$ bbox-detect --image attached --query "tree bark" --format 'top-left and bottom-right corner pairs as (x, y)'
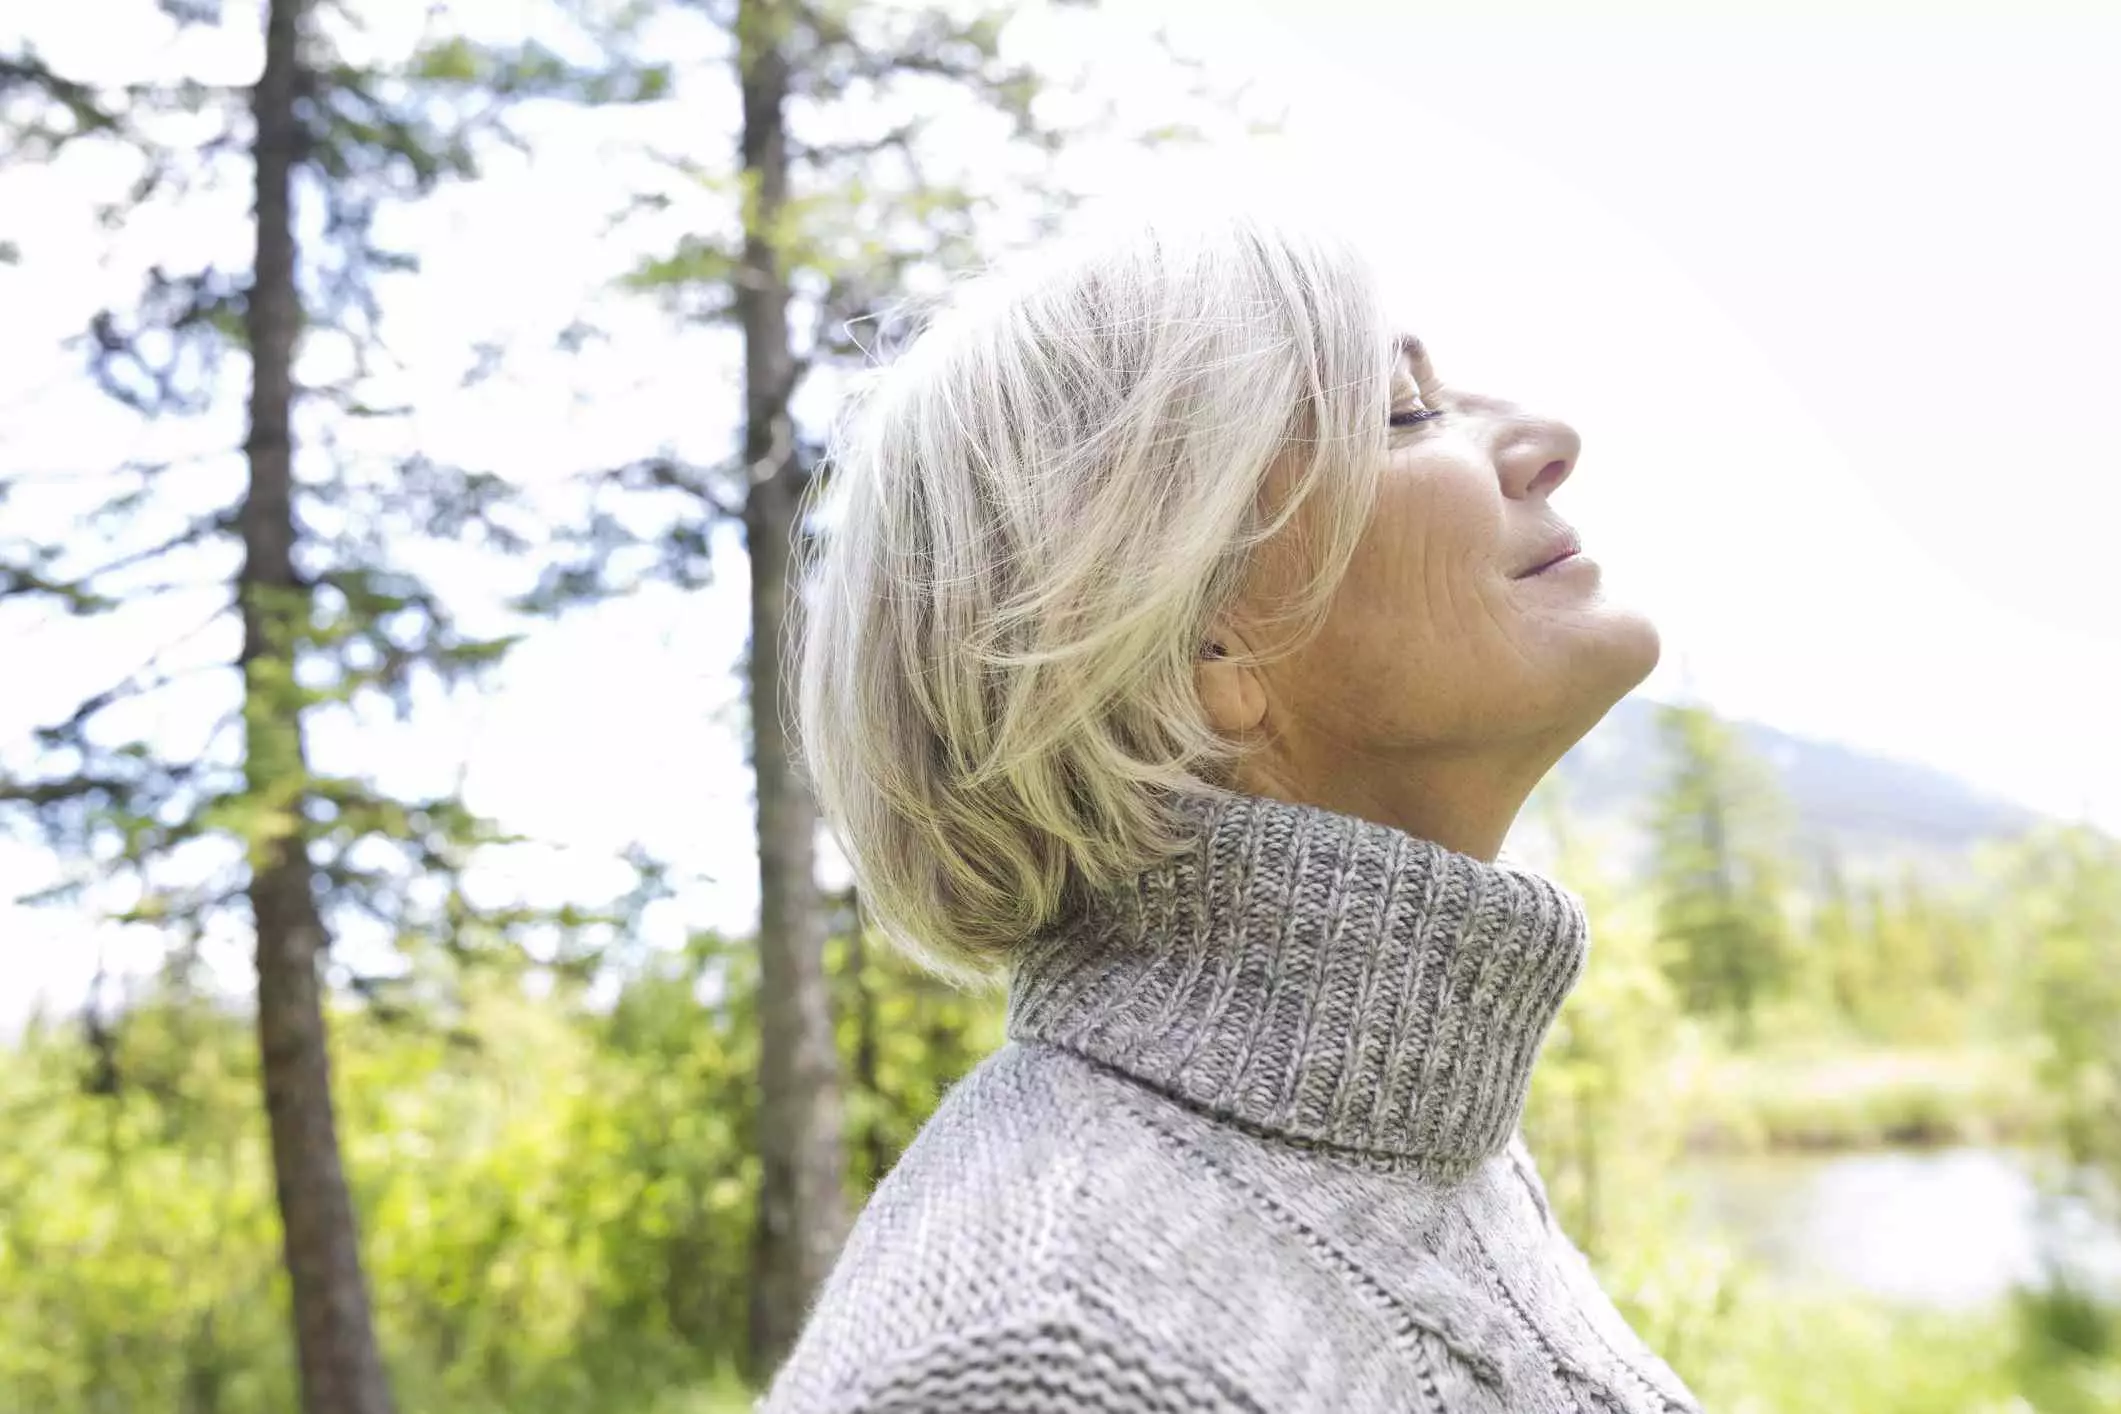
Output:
(242, 3), (396, 1411)
(736, 0), (849, 1383)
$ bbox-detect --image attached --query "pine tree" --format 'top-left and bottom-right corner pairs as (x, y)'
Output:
(0, 6), (665, 1411)
(510, 0), (1230, 1375)
(1642, 703), (1797, 1044)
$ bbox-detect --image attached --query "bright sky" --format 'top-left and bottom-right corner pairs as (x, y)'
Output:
(5, 1), (2118, 1025)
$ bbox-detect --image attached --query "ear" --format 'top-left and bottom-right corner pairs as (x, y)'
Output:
(1195, 624), (1267, 737)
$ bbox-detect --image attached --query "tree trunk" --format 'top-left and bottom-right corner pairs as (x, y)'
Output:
(242, 3), (396, 1411)
(737, 0), (849, 1383)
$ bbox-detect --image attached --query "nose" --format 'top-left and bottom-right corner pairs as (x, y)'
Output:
(1497, 414), (1580, 501)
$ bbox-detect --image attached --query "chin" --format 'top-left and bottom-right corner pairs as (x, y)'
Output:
(1609, 609), (1663, 687)
(1563, 610), (1661, 719)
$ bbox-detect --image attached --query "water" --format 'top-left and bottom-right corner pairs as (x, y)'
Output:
(1674, 1146), (2121, 1310)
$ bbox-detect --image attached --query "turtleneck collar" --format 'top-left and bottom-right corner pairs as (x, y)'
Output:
(1004, 790), (1589, 1175)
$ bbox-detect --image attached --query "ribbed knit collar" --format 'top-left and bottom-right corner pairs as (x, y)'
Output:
(1004, 791), (1589, 1173)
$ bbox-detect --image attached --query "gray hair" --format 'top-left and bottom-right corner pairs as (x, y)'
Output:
(793, 208), (1400, 985)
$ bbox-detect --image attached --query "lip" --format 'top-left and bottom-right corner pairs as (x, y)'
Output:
(1515, 531), (1584, 579)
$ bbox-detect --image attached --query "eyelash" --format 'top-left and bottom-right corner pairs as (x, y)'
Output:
(1389, 408), (1444, 428)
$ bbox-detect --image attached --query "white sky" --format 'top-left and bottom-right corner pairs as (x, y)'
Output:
(4, 1), (2118, 1023)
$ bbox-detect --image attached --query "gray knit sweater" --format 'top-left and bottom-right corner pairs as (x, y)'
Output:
(760, 792), (1704, 1413)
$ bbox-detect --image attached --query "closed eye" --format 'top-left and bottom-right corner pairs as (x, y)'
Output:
(1389, 408), (1444, 428)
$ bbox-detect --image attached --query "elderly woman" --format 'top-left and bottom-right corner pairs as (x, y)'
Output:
(767, 209), (1702, 1414)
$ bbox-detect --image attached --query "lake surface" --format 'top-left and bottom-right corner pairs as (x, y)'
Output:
(1674, 1146), (2121, 1310)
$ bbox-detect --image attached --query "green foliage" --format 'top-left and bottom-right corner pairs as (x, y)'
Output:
(1634, 700), (2046, 1064)
(1996, 824), (2121, 1212)
(1521, 757), (2121, 1412)
(1524, 776), (1688, 1261)
(2010, 1282), (2121, 1413)
(0, 909), (1003, 1413)
(1643, 703), (1798, 1042)
(407, 36), (670, 104)
(829, 906), (1005, 1189)
(1607, 1264), (2121, 1414)
(623, 235), (740, 303)
(1675, 1040), (2040, 1152)
(0, 988), (295, 1413)
(1674, 1281), (2020, 1413)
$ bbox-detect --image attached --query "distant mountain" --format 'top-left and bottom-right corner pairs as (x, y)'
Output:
(1505, 694), (2048, 893)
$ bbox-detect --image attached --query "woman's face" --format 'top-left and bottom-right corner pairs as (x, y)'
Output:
(1201, 336), (1661, 853)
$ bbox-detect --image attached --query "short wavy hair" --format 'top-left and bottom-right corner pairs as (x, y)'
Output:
(793, 208), (1400, 985)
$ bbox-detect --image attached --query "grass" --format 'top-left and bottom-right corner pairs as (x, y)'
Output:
(1595, 1211), (2121, 1414)
(616, 1378), (755, 1414)
(1671, 1284), (2120, 1414)
(1675, 1039), (2043, 1153)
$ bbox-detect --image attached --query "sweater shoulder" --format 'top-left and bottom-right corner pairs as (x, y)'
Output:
(759, 1040), (1182, 1411)
(758, 1044), (1696, 1413)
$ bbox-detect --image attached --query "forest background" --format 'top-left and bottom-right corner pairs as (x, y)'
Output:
(4, 2), (2119, 1412)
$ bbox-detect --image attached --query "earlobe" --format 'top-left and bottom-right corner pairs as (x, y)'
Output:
(1196, 636), (1266, 736)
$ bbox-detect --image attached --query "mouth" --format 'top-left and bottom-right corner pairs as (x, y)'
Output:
(1514, 531), (1584, 579)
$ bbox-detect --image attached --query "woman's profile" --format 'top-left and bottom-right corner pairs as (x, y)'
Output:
(766, 204), (1702, 1413)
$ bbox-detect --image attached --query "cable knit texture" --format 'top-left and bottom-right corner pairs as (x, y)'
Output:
(760, 791), (1705, 1413)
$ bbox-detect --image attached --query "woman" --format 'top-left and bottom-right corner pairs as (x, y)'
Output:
(768, 207), (1703, 1413)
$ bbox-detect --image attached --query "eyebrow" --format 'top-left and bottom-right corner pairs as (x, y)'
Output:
(1395, 333), (1426, 364)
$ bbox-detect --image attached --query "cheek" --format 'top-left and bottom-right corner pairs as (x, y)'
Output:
(1286, 508), (1444, 699)
(1278, 457), (1503, 688)
(1350, 470), (1490, 638)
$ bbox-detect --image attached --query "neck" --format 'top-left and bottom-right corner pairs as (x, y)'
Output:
(1236, 735), (1573, 865)
(1005, 789), (1589, 1176)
